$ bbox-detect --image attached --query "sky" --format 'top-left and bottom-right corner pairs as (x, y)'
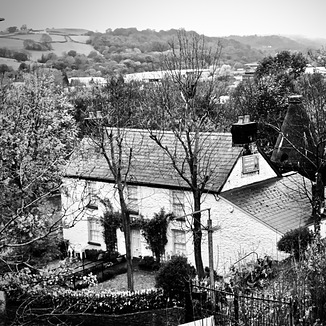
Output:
(1, 0), (326, 39)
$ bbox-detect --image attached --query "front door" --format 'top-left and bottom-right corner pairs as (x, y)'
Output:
(131, 229), (141, 258)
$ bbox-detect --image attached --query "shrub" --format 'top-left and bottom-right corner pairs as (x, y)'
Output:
(85, 249), (103, 261)
(138, 256), (160, 271)
(229, 255), (278, 293)
(155, 255), (196, 299)
(97, 269), (116, 282)
(277, 226), (314, 259)
(141, 208), (171, 263)
(101, 200), (121, 254)
(2, 270), (170, 315)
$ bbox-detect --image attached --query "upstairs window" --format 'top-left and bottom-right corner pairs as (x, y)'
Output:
(126, 185), (139, 214)
(242, 154), (259, 175)
(172, 190), (185, 218)
(86, 181), (98, 209)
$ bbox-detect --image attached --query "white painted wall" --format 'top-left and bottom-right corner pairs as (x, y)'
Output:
(62, 175), (285, 275)
(221, 152), (278, 192)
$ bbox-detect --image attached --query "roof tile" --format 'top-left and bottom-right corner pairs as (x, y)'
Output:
(220, 172), (312, 234)
(65, 128), (242, 192)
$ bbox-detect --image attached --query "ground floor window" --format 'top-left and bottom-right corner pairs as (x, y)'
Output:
(173, 229), (186, 255)
(88, 218), (101, 243)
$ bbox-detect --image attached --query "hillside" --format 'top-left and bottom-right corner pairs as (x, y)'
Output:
(0, 27), (324, 76)
(0, 28), (95, 61)
(225, 34), (326, 53)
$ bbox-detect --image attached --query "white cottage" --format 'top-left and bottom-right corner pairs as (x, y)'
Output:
(62, 128), (312, 274)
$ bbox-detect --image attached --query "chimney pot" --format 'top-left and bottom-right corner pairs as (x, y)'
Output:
(244, 115), (250, 123)
(238, 116), (244, 124)
(288, 95), (302, 104)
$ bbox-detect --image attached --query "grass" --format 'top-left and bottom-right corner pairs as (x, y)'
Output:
(0, 31), (94, 61)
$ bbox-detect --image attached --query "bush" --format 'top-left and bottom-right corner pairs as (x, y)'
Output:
(97, 269), (116, 282)
(229, 255), (278, 293)
(138, 256), (160, 271)
(155, 255), (196, 299)
(277, 226), (314, 259)
(85, 249), (103, 261)
(141, 208), (171, 263)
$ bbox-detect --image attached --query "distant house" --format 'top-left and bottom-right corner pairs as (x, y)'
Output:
(305, 65), (326, 76)
(68, 77), (107, 88)
(124, 68), (212, 83)
(62, 127), (312, 274)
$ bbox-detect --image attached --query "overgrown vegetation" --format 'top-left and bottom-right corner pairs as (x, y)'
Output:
(277, 226), (314, 259)
(141, 208), (171, 263)
(155, 255), (196, 300)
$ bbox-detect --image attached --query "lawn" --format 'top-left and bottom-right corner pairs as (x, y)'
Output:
(93, 259), (157, 292)
(95, 268), (157, 292)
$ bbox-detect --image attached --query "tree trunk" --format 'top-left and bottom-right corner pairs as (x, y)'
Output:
(118, 187), (134, 292)
(193, 192), (204, 278)
(0, 290), (6, 326)
(313, 171), (324, 236)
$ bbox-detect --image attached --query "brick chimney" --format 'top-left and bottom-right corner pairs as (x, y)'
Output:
(231, 115), (257, 146)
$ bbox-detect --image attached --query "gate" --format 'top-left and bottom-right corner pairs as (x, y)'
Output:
(190, 284), (293, 326)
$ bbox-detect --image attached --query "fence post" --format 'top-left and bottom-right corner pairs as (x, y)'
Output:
(0, 290), (6, 326)
(234, 289), (239, 326)
(184, 280), (194, 323)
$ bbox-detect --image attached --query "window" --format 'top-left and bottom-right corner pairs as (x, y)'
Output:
(173, 230), (186, 255)
(86, 181), (98, 209)
(126, 185), (138, 213)
(88, 218), (101, 244)
(242, 154), (259, 174)
(172, 190), (185, 218)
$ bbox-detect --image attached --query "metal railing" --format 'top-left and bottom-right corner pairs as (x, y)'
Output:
(190, 284), (293, 326)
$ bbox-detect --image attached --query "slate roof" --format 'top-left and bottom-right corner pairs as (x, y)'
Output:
(65, 128), (243, 192)
(220, 172), (312, 234)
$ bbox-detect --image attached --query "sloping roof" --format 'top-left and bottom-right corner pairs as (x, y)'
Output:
(220, 172), (312, 234)
(65, 128), (243, 192)
(271, 96), (318, 179)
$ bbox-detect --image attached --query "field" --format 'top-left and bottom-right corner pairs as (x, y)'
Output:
(11, 34), (43, 42)
(69, 35), (90, 43)
(0, 37), (24, 50)
(51, 40), (94, 56)
(0, 32), (95, 61)
(0, 57), (21, 69)
(46, 28), (91, 35)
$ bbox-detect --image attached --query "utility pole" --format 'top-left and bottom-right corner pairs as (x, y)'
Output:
(176, 208), (215, 303)
(207, 209), (215, 307)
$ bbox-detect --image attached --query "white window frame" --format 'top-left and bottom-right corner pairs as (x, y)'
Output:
(173, 229), (186, 255)
(126, 185), (139, 213)
(172, 190), (185, 218)
(88, 217), (101, 244)
(86, 181), (98, 209)
(242, 154), (259, 174)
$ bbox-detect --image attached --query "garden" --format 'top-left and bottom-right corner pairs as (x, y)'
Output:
(2, 219), (326, 325)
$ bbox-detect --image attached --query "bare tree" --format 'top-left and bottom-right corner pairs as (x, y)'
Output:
(72, 77), (144, 291)
(143, 30), (223, 278)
